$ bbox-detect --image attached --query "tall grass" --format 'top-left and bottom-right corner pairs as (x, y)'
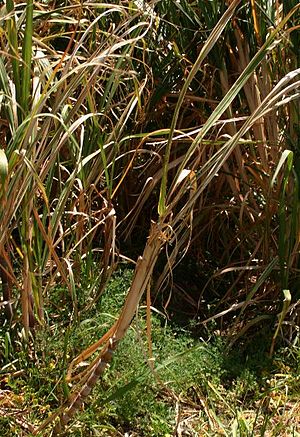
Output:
(0, 0), (300, 434)
(1, 0), (153, 331)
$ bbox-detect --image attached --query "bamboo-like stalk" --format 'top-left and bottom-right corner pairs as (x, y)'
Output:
(53, 340), (116, 436)
(39, 222), (166, 435)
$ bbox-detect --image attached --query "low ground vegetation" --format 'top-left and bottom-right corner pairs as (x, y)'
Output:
(1, 269), (300, 436)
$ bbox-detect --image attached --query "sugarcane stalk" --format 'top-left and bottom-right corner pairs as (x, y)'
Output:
(34, 222), (166, 435)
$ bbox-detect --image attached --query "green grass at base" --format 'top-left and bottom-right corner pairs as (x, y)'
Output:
(1, 268), (299, 436)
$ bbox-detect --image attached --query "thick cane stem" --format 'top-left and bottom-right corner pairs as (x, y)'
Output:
(46, 222), (165, 436)
(53, 339), (116, 435)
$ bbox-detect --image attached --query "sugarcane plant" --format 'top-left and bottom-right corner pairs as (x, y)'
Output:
(31, 1), (300, 434)
(1, 0), (300, 435)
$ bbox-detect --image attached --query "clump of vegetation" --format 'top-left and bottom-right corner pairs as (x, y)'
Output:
(0, 0), (300, 435)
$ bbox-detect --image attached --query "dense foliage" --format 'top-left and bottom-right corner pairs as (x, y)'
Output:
(0, 0), (300, 435)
